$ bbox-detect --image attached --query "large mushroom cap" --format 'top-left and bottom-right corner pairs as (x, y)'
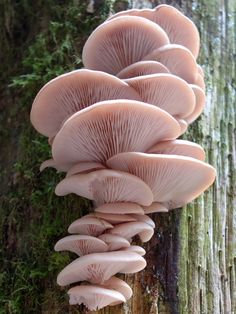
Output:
(148, 139), (206, 161)
(152, 5), (200, 58)
(107, 5), (200, 58)
(117, 60), (170, 79)
(143, 44), (198, 83)
(125, 73), (195, 119)
(52, 99), (180, 170)
(57, 250), (146, 286)
(67, 216), (113, 236)
(107, 152), (216, 209)
(30, 69), (140, 137)
(55, 169), (153, 206)
(82, 16), (169, 75)
(54, 235), (108, 256)
(68, 285), (126, 309)
(108, 221), (154, 242)
(95, 202), (145, 215)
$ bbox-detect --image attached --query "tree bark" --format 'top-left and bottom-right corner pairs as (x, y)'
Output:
(0, 1), (235, 314)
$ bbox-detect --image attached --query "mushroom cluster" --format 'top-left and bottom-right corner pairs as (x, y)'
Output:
(30, 4), (216, 311)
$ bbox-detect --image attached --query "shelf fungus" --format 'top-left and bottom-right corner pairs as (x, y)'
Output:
(30, 4), (216, 311)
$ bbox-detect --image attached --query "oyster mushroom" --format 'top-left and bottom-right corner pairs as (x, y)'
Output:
(30, 69), (140, 138)
(117, 60), (170, 79)
(95, 202), (145, 215)
(82, 16), (169, 75)
(51, 99), (180, 171)
(57, 250), (146, 286)
(54, 235), (108, 256)
(107, 4), (200, 58)
(55, 169), (153, 206)
(68, 285), (126, 309)
(107, 152), (216, 210)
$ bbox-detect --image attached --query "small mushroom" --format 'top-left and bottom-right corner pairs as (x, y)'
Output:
(143, 44), (198, 83)
(108, 221), (154, 242)
(98, 234), (130, 251)
(130, 214), (155, 228)
(148, 139), (206, 161)
(143, 202), (168, 214)
(82, 16), (169, 75)
(185, 85), (205, 124)
(123, 246), (146, 256)
(68, 216), (113, 236)
(117, 60), (170, 79)
(102, 276), (133, 301)
(107, 152), (216, 209)
(125, 73), (196, 119)
(52, 99), (180, 170)
(54, 235), (108, 255)
(57, 250), (147, 286)
(95, 202), (145, 215)
(30, 69), (141, 138)
(93, 212), (137, 224)
(68, 285), (126, 309)
(55, 169), (153, 206)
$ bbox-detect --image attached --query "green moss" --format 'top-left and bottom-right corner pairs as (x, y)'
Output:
(0, 1), (110, 313)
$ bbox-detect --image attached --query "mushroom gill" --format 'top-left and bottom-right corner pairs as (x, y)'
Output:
(30, 4), (215, 312)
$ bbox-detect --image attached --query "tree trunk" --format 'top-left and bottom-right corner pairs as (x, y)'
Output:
(0, 1), (235, 314)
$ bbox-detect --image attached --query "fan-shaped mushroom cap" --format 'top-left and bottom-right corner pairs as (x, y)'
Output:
(107, 5), (200, 58)
(143, 202), (168, 214)
(54, 235), (108, 256)
(143, 44), (198, 83)
(68, 285), (126, 309)
(52, 100), (180, 170)
(130, 214), (155, 228)
(30, 70), (141, 137)
(95, 202), (145, 215)
(123, 245), (146, 256)
(107, 152), (216, 210)
(117, 61), (169, 79)
(125, 74), (195, 119)
(148, 139), (205, 161)
(108, 221), (154, 242)
(66, 162), (105, 177)
(68, 216), (113, 236)
(55, 169), (153, 206)
(102, 277), (133, 301)
(82, 16), (169, 75)
(98, 234), (130, 251)
(57, 251), (146, 286)
(94, 212), (136, 224)
(185, 85), (205, 124)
